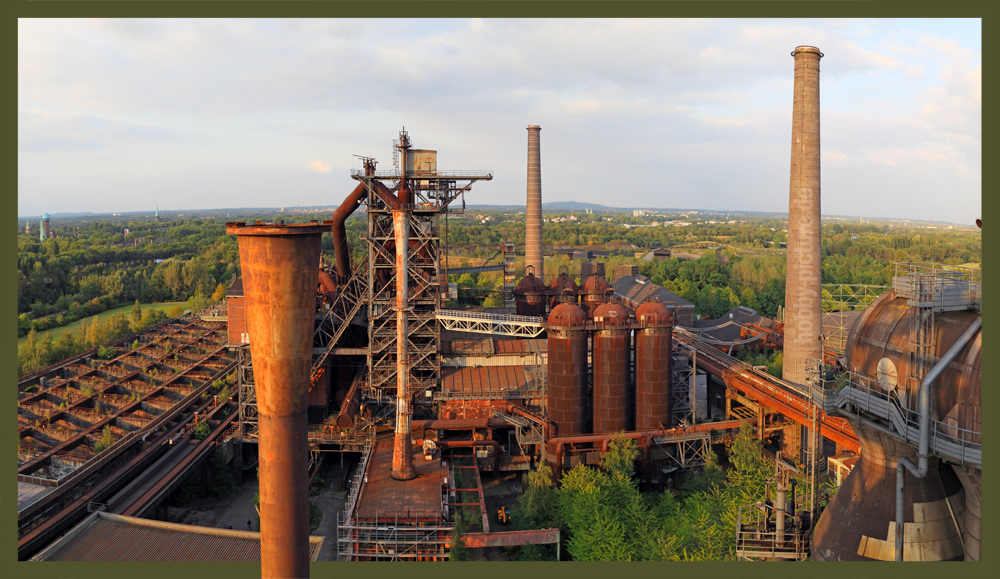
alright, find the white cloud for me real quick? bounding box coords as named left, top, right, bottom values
left=307, top=160, right=332, bottom=174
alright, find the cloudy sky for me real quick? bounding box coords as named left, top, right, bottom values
left=17, top=18, right=982, bottom=224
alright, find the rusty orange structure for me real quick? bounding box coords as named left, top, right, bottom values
left=228, top=221, right=326, bottom=579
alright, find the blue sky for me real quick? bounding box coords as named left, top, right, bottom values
left=17, top=18, right=982, bottom=224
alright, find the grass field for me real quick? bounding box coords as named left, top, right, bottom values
left=18, top=302, right=186, bottom=349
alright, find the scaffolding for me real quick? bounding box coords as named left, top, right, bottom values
left=820, top=283, right=887, bottom=353
left=236, top=344, right=257, bottom=440
left=355, top=137, right=492, bottom=401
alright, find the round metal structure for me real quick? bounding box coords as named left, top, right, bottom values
left=546, top=302, right=588, bottom=437
left=580, top=275, right=610, bottom=320
left=635, top=301, right=674, bottom=430
left=592, top=302, right=631, bottom=434
left=812, top=423, right=965, bottom=561
left=227, top=221, right=326, bottom=579
left=514, top=269, right=547, bottom=317
left=549, top=269, right=579, bottom=309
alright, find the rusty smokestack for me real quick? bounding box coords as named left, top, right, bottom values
left=391, top=208, right=416, bottom=480
left=783, top=46, right=823, bottom=387
left=526, top=125, right=543, bottom=283
left=227, top=221, right=326, bottom=579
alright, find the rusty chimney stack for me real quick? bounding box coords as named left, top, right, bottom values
left=227, top=221, right=326, bottom=579
left=526, top=125, right=544, bottom=284
left=783, top=46, right=823, bottom=387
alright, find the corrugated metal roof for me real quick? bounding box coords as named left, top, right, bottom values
left=493, top=338, right=546, bottom=354
left=440, top=366, right=533, bottom=394
left=34, top=512, right=323, bottom=561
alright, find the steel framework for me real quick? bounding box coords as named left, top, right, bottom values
left=436, top=310, right=545, bottom=338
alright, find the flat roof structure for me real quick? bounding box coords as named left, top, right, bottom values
left=355, top=438, right=447, bottom=521
left=32, top=512, right=324, bottom=561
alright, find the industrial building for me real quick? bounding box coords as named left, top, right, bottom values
left=15, top=44, right=981, bottom=571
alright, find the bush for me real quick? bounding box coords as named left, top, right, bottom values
left=191, top=422, right=211, bottom=440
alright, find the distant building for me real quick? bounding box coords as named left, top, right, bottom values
left=641, top=248, right=671, bottom=261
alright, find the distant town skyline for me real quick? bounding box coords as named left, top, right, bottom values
left=18, top=18, right=982, bottom=225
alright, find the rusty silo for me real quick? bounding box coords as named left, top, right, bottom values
left=812, top=286, right=981, bottom=561
left=548, top=266, right=579, bottom=310
left=546, top=302, right=589, bottom=437
left=635, top=300, right=673, bottom=430
left=782, top=45, right=824, bottom=387
left=591, top=302, right=631, bottom=434
left=514, top=266, right=547, bottom=317
left=579, top=275, right=610, bottom=320
left=227, top=221, right=326, bottom=579
left=526, top=125, right=544, bottom=283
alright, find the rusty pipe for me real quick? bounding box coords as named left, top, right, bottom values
left=438, top=440, right=500, bottom=473
left=330, top=183, right=367, bottom=280
left=227, top=221, right=326, bottom=579
left=391, top=209, right=416, bottom=480
left=334, top=368, right=364, bottom=430
left=317, top=269, right=338, bottom=303
left=412, top=418, right=509, bottom=430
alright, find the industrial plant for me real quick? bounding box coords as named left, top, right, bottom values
left=15, top=45, right=981, bottom=575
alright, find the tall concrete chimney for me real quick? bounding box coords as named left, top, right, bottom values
left=227, top=221, right=326, bottom=579
left=526, top=125, right=544, bottom=283
left=783, top=46, right=824, bottom=387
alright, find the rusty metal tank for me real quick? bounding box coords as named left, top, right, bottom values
left=549, top=267, right=579, bottom=310
left=635, top=300, right=673, bottom=430
left=515, top=267, right=547, bottom=317
left=546, top=302, right=588, bottom=437
left=580, top=275, right=610, bottom=319
left=812, top=422, right=965, bottom=561
left=227, top=221, right=326, bottom=579
left=813, top=286, right=981, bottom=561
left=844, top=291, right=981, bottom=436
left=592, top=302, right=631, bottom=434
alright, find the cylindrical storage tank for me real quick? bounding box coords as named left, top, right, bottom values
left=813, top=285, right=981, bottom=561
left=592, top=302, right=631, bottom=434
left=549, top=268, right=579, bottom=309
left=515, top=268, right=547, bottom=317
left=546, top=302, right=588, bottom=437
left=580, top=275, right=610, bottom=320
left=635, top=301, right=674, bottom=430
left=844, top=291, right=981, bottom=434
left=227, top=221, right=326, bottom=579
left=842, top=288, right=981, bottom=561
left=812, top=422, right=965, bottom=561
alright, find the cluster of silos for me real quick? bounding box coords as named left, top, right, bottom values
left=546, top=298, right=674, bottom=441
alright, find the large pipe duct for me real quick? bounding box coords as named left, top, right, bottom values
left=782, top=45, right=823, bottom=387
left=526, top=125, right=543, bottom=283
left=227, top=221, right=326, bottom=579
left=391, top=209, right=416, bottom=480
left=330, top=183, right=367, bottom=280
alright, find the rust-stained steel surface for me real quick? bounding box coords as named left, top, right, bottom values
left=547, top=303, right=589, bottom=436
left=462, top=528, right=560, bottom=548
left=812, top=423, right=964, bottom=561
left=33, top=512, right=322, bottom=561
left=440, top=366, right=533, bottom=394
left=356, top=438, right=447, bottom=521
left=514, top=271, right=546, bottom=317
left=391, top=209, right=416, bottom=481
left=548, top=269, right=578, bottom=309
left=592, top=302, right=630, bottom=434
left=845, top=291, right=981, bottom=440
left=229, top=221, right=324, bottom=579
left=580, top=275, right=610, bottom=319
left=635, top=301, right=674, bottom=430
left=494, top=338, right=547, bottom=355
left=783, top=45, right=824, bottom=387
left=331, top=182, right=368, bottom=280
